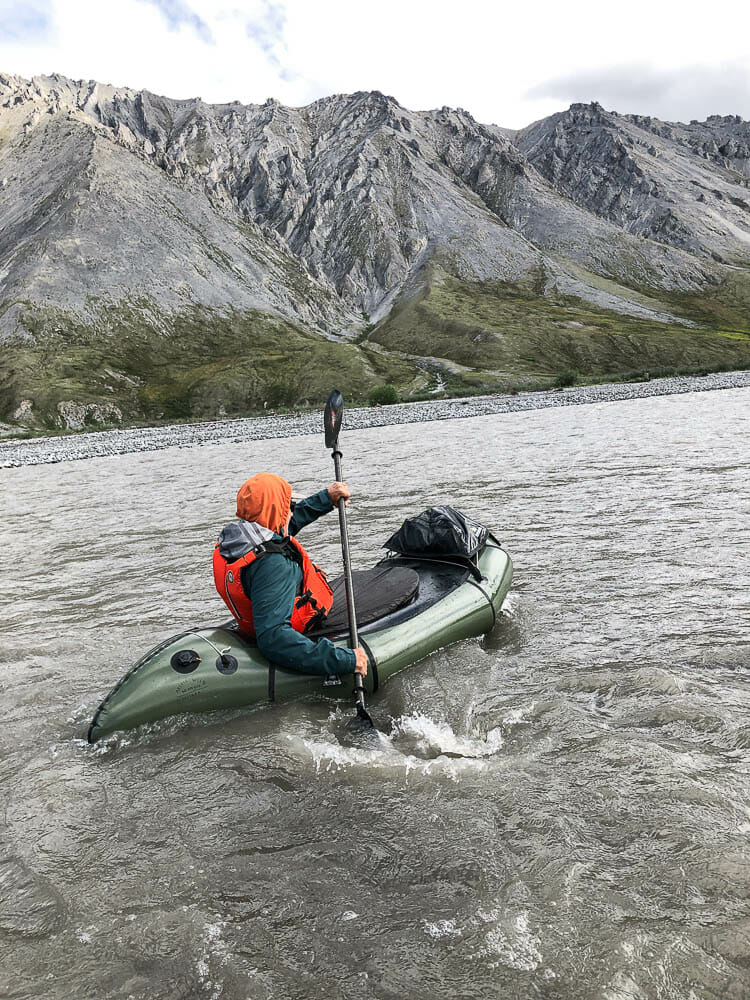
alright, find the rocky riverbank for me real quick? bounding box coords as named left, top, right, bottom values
left=2, top=371, right=749, bottom=469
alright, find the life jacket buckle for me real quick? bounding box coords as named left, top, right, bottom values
left=296, top=589, right=317, bottom=610
left=303, top=605, right=328, bottom=634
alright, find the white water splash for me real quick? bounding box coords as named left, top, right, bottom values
left=423, top=918, right=462, bottom=939
left=500, top=592, right=516, bottom=616
left=475, top=909, right=542, bottom=971
left=423, top=907, right=543, bottom=971
left=287, top=711, right=505, bottom=778
left=196, top=920, right=229, bottom=1000
left=393, top=713, right=504, bottom=758
left=502, top=703, right=536, bottom=727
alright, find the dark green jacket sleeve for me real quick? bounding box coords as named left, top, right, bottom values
left=245, top=552, right=356, bottom=676
left=289, top=489, right=334, bottom=535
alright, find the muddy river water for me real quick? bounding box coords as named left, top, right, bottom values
left=1, top=387, right=749, bottom=999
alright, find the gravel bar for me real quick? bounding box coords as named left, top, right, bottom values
left=2, top=370, right=749, bottom=469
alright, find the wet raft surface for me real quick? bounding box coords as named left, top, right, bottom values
left=2, top=388, right=750, bottom=999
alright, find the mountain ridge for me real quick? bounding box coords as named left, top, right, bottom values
left=1, top=72, right=749, bottom=430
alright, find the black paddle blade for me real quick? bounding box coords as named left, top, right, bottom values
left=324, top=389, right=344, bottom=449
left=347, top=701, right=375, bottom=731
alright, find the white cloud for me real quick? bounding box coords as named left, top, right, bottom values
left=0, top=0, right=749, bottom=126
left=0, top=0, right=54, bottom=43
left=0, top=0, right=309, bottom=105
left=527, top=62, right=750, bottom=124
left=135, top=0, right=213, bottom=44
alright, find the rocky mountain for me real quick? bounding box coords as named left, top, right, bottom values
left=516, top=102, right=750, bottom=265
left=1, top=73, right=749, bottom=430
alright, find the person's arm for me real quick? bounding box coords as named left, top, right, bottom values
left=288, top=489, right=334, bottom=535
left=245, top=553, right=357, bottom=676
left=289, top=483, right=350, bottom=535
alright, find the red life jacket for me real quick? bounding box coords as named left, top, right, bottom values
left=213, top=529, right=333, bottom=639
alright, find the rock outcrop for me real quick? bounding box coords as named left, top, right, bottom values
left=3, top=73, right=743, bottom=335
left=517, top=102, right=750, bottom=266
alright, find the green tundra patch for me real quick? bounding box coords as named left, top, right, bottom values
left=369, top=275, right=750, bottom=380
left=0, top=300, right=422, bottom=429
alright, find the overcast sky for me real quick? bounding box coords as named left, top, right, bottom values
left=1, top=0, right=749, bottom=128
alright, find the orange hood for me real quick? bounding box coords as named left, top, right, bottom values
left=235, top=473, right=292, bottom=535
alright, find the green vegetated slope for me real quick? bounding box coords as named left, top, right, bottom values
left=369, top=273, right=750, bottom=384
left=661, top=268, right=750, bottom=333
left=0, top=301, right=423, bottom=429
left=4, top=270, right=750, bottom=432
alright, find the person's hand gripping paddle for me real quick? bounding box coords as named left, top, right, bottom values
left=324, top=390, right=375, bottom=730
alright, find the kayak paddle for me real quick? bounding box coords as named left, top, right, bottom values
left=324, top=389, right=374, bottom=730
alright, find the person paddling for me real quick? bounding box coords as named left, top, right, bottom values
left=213, top=472, right=368, bottom=679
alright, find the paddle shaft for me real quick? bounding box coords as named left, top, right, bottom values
left=331, top=446, right=366, bottom=707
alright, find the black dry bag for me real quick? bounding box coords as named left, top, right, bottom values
left=384, top=505, right=488, bottom=559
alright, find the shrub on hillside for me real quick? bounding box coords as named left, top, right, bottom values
left=368, top=384, right=399, bottom=406
left=264, top=379, right=300, bottom=408
left=553, top=370, right=579, bottom=388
